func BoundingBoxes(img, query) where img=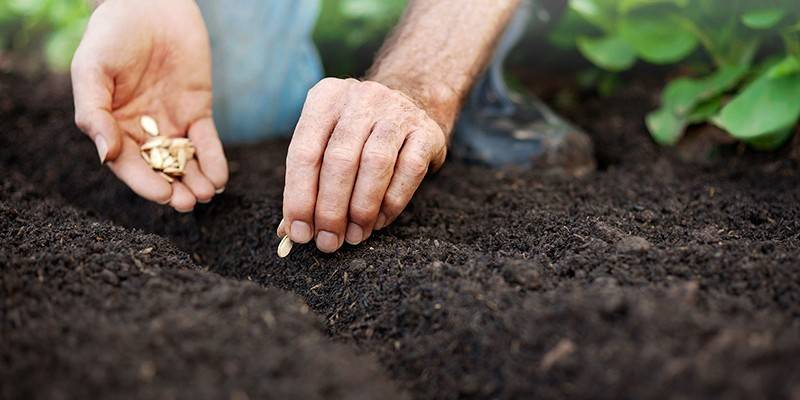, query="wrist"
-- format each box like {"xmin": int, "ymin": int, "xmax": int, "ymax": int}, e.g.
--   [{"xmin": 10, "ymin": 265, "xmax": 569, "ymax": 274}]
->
[{"xmin": 367, "ymin": 71, "xmax": 462, "ymax": 136}]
